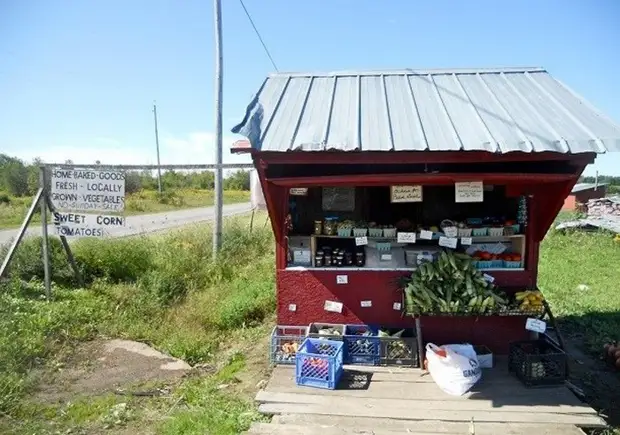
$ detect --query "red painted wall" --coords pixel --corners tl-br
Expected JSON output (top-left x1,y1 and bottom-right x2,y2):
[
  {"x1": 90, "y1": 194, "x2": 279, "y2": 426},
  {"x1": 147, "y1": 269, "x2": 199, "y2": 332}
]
[
  {"x1": 561, "y1": 194, "x2": 576, "y2": 211},
  {"x1": 277, "y1": 269, "x2": 530, "y2": 354}
]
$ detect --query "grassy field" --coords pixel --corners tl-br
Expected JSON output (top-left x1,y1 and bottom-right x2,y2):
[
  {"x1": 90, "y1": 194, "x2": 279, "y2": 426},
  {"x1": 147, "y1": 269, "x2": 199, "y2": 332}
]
[
  {"x1": 0, "y1": 212, "x2": 274, "y2": 434},
  {"x1": 0, "y1": 213, "x2": 619, "y2": 433},
  {"x1": 0, "y1": 189, "x2": 250, "y2": 229}
]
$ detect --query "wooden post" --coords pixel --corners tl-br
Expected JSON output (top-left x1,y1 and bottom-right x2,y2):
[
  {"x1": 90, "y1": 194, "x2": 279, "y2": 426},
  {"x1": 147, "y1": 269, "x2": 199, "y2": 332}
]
[
  {"x1": 44, "y1": 195, "x2": 83, "y2": 287},
  {"x1": 249, "y1": 207, "x2": 255, "y2": 233},
  {"x1": 40, "y1": 167, "x2": 52, "y2": 299},
  {"x1": 0, "y1": 188, "x2": 43, "y2": 279}
]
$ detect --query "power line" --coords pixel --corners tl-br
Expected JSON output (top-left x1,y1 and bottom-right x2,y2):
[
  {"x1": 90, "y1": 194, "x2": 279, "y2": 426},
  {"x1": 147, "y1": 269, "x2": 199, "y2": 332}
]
[{"x1": 238, "y1": 0, "x2": 279, "y2": 72}]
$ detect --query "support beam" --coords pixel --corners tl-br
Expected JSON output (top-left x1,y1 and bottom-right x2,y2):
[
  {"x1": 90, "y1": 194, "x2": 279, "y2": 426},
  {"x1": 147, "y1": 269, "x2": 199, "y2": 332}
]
[{"x1": 0, "y1": 188, "x2": 43, "y2": 280}]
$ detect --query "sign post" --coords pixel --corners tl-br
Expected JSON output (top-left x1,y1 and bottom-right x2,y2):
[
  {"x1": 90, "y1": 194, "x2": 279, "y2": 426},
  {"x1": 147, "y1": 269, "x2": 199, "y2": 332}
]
[{"x1": 40, "y1": 167, "x2": 52, "y2": 299}]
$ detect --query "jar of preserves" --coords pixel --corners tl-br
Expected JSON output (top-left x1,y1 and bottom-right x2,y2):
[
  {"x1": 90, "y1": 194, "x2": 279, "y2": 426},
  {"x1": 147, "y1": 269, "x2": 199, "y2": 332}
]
[
  {"x1": 355, "y1": 251, "x2": 365, "y2": 267},
  {"x1": 323, "y1": 217, "x2": 338, "y2": 236},
  {"x1": 324, "y1": 254, "x2": 332, "y2": 267},
  {"x1": 314, "y1": 220, "x2": 323, "y2": 235},
  {"x1": 314, "y1": 254, "x2": 324, "y2": 267}
]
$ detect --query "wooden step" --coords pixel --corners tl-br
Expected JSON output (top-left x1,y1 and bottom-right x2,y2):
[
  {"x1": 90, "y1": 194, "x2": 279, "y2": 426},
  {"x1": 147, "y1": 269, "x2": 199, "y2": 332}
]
[
  {"x1": 243, "y1": 422, "x2": 454, "y2": 434},
  {"x1": 258, "y1": 401, "x2": 604, "y2": 427},
  {"x1": 264, "y1": 414, "x2": 588, "y2": 435}
]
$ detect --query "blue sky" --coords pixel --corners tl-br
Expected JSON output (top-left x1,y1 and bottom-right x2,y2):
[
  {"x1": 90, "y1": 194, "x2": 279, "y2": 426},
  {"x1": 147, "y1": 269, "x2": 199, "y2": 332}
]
[{"x1": 1, "y1": 0, "x2": 619, "y2": 176}]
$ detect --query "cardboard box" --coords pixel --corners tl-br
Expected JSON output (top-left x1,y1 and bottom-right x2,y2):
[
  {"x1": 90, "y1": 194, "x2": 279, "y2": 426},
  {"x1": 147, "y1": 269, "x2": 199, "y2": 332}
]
[{"x1": 474, "y1": 345, "x2": 494, "y2": 368}]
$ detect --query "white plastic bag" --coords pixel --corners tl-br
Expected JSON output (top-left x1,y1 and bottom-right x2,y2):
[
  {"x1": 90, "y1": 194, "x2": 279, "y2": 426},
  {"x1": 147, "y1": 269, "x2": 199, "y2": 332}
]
[{"x1": 425, "y1": 343, "x2": 482, "y2": 396}]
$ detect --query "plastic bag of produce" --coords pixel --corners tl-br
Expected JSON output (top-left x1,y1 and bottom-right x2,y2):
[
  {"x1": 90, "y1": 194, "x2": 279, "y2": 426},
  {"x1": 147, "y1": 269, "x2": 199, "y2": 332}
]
[{"x1": 425, "y1": 343, "x2": 481, "y2": 396}]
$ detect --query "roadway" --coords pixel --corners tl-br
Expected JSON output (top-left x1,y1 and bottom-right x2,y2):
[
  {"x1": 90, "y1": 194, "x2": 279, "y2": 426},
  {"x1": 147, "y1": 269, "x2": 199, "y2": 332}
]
[{"x1": 0, "y1": 202, "x2": 253, "y2": 247}]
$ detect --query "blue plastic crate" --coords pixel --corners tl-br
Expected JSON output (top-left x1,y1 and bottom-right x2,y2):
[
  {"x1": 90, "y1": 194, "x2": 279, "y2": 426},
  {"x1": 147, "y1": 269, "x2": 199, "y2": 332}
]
[
  {"x1": 343, "y1": 325, "x2": 380, "y2": 365},
  {"x1": 295, "y1": 338, "x2": 344, "y2": 390}
]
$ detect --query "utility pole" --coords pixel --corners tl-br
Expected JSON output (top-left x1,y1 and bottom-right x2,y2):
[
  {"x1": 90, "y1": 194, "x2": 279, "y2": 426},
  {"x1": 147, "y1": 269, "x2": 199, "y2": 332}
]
[
  {"x1": 153, "y1": 101, "x2": 163, "y2": 193},
  {"x1": 213, "y1": 0, "x2": 224, "y2": 257}
]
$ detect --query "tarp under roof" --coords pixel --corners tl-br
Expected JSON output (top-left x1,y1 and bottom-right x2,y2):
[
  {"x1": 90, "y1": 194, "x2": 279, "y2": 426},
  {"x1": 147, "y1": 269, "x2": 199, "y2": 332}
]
[{"x1": 232, "y1": 67, "x2": 620, "y2": 154}]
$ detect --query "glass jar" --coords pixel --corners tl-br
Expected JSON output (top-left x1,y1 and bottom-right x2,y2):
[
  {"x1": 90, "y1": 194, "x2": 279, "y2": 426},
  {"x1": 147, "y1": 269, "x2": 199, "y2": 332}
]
[
  {"x1": 324, "y1": 254, "x2": 332, "y2": 267},
  {"x1": 323, "y1": 217, "x2": 338, "y2": 236},
  {"x1": 355, "y1": 251, "x2": 365, "y2": 267},
  {"x1": 344, "y1": 251, "x2": 353, "y2": 266},
  {"x1": 314, "y1": 220, "x2": 323, "y2": 235},
  {"x1": 336, "y1": 253, "x2": 344, "y2": 267},
  {"x1": 314, "y1": 254, "x2": 324, "y2": 267}
]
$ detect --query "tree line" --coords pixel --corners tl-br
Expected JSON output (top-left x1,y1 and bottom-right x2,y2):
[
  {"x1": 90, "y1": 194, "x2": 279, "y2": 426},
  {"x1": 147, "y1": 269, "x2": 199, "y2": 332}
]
[{"x1": 0, "y1": 154, "x2": 251, "y2": 197}]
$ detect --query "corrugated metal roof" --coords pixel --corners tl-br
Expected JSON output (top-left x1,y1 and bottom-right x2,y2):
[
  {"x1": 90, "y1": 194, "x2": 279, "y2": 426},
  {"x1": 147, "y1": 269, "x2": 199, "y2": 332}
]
[
  {"x1": 571, "y1": 183, "x2": 608, "y2": 193},
  {"x1": 232, "y1": 67, "x2": 620, "y2": 154}
]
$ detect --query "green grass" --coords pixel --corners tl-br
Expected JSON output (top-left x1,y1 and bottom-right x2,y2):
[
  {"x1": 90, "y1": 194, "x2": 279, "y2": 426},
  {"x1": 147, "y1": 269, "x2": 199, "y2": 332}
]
[
  {"x1": 0, "y1": 188, "x2": 250, "y2": 229},
  {"x1": 1, "y1": 212, "x2": 619, "y2": 433},
  {"x1": 0, "y1": 212, "x2": 273, "y2": 434},
  {"x1": 539, "y1": 228, "x2": 620, "y2": 352}
]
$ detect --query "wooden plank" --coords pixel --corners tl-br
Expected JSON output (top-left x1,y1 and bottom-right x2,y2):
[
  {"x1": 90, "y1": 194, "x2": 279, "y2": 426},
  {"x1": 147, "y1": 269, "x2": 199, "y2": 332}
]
[
  {"x1": 256, "y1": 390, "x2": 598, "y2": 415},
  {"x1": 245, "y1": 422, "x2": 455, "y2": 435},
  {"x1": 258, "y1": 403, "x2": 606, "y2": 427},
  {"x1": 274, "y1": 414, "x2": 588, "y2": 435},
  {"x1": 265, "y1": 373, "x2": 584, "y2": 406}
]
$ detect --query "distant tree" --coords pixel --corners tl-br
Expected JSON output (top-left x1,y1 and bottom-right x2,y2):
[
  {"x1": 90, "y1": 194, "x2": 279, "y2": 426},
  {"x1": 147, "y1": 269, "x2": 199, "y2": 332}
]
[
  {"x1": 125, "y1": 171, "x2": 142, "y2": 194},
  {"x1": 0, "y1": 154, "x2": 30, "y2": 196},
  {"x1": 223, "y1": 170, "x2": 250, "y2": 190}
]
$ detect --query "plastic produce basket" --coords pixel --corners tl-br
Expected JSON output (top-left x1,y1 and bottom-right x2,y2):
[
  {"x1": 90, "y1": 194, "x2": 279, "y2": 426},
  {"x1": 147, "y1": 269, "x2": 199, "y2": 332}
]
[
  {"x1": 308, "y1": 323, "x2": 345, "y2": 341},
  {"x1": 270, "y1": 325, "x2": 308, "y2": 365},
  {"x1": 490, "y1": 259, "x2": 503, "y2": 269},
  {"x1": 295, "y1": 338, "x2": 344, "y2": 390},
  {"x1": 337, "y1": 227, "x2": 352, "y2": 237},
  {"x1": 503, "y1": 260, "x2": 523, "y2": 269},
  {"x1": 378, "y1": 328, "x2": 419, "y2": 367},
  {"x1": 368, "y1": 228, "x2": 383, "y2": 237},
  {"x1": 383, "y1": 228, "x2": 397, "y2": 238},
  {"x1": 344, "y1": 325, "x2": 380, "y2": 365},
  {"x1": 457, "y1": 228, "x2": 473, "y2": 237},
  {"x1": 508, "y1": 339, "x2": 567, "y2": 387},
  {"x1": 353, "y1": 228, "x2": 368, "y2": 237},
  {"x1": 488, "y1": 227, "x2": 504, "y2": 237},
  {"x1": 476, "y1": 260, "x2": 493, "y2": 269},
  {"x1": 472, "y1": 227, "x2": 488, "y2": 237}
]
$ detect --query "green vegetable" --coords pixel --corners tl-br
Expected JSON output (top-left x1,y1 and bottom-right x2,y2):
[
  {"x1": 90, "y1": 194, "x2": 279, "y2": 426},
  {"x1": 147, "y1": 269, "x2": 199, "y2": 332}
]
[{"x1": 402, "y1": 250, "x2": 509, "y2": 315}]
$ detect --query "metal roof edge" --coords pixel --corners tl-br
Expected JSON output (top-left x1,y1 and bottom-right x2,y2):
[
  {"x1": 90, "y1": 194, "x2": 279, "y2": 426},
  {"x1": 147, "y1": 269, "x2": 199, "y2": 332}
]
[{"x1": 267, "y1": 67, "x2": 547, "y2": 78}]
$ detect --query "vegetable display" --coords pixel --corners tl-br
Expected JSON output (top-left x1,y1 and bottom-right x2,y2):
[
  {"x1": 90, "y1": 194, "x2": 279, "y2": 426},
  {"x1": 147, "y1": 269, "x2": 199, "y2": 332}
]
[{"x1": 402, "y1": 250, "x2": 510, "y2": 315}]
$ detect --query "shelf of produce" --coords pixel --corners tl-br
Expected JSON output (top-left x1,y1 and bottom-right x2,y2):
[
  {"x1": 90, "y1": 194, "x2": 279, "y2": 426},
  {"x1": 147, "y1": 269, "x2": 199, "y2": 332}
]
[
  {"x1": 310, "y1": 234, "x2": 525, "y2": 242},
  {"x1": 284, "y1": 266, "x2": 524, "y2": 272}
]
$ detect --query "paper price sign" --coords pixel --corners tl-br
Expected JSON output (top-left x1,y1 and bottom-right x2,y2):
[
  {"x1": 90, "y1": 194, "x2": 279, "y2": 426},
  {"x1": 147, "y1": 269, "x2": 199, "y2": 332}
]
[
  {"x1": 393, "y1": 302, "x2": 402, "y2": 311},
  {"x1": 288, "y1": 304, "x2": 297, "y2": 312},
  {"x1": 336, "y1": 275, "x2": 348, "y2": 284},
  {"x1": 438, "y1": 236, "x2": 458, "y2": 249},
  {"x1": 525, "y1": 318, "x2": 547, "y2": 333},
  {"x1": 380, "y1": 254, "x2": 392, "y2": 261},
  {"x1": 455, "y1": 181, "x2": 484, "y2": 203},
  {"x1": 355, "y1": 236, "x2": 368, "y2": 246},
  {"x1": 419, "y1": 230, "x2": 433, "y2": 240},
  {"x1": 483, "y1": 273, "x2": 495, "y2": 283},
  {"x1": 324, "y1": 300, "x2": 343, "y2": 313},
  {"x1": 397, "y1": 232, "x2": 416, "y2": 243},
  {"x1": 461, "y1": 237, "x2": 472, "y2": 246},
  {"x1": 360, "y1": 300, "x2": 372, "y2": 308}
]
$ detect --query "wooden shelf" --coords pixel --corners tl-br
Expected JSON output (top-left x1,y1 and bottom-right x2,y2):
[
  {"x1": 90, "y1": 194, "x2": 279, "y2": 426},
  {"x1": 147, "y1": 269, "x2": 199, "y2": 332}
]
[
  {"x1": 284, "y1": 266, "x2": 525, "y2": 272},
  {"x1": 310, "y1": 234, "x2": 525, "y2": 243}
]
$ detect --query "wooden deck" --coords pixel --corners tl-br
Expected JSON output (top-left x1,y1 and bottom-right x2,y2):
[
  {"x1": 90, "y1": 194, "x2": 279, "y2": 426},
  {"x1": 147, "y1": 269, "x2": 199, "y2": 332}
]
[{"x1": 247, "y1": 360, "x2": 606, "y2": 434}]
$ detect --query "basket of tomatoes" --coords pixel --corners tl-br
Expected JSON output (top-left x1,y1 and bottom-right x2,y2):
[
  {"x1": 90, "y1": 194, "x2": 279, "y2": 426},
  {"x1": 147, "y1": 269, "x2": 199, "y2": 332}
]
[{"x1": 502, "y1": 253, "x2": 523, "y2": 268}]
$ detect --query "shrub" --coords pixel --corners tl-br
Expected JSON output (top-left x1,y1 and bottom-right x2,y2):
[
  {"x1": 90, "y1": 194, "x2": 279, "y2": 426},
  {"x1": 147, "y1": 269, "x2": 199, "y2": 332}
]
[
  {"x1": 1, "y1": 236, "x2": 76, "y2": 286},
  {"x1": 0, "y1": 193, "x2": 10, "y2": 204},
  {"x1": 215, "y1": 274, "x2": 275, "y2": 330},
  {"x1": 73, "y1": 237, "x2": 154, "y2": 283}
]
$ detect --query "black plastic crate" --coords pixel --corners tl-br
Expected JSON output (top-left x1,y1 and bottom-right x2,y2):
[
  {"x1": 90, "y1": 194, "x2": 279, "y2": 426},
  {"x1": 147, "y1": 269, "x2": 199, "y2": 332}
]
[
  {"x1": 508, "y1": 339, "x2": 567, "y2": 387},
  {"x1": 378, "y1": 328, "x2": 419, "y2": 367}
]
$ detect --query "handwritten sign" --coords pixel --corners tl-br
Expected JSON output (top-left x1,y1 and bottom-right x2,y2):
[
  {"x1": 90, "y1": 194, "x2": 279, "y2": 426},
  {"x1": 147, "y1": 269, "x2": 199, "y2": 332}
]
[
  {"x1": 51, "y1": 168, "x2": 126, "y2": 212},
  {"x1": 355, "y1": 236, "x2": 368, "y2": 246},
  {"x1": 397, "y1": 232, "x2": 416, "y2": 243},
  {"x1": 360, "y1": 300, "x2": 372, "y2": 308},
  {"x1": 455, "y1": 181, "x2": 484, "y2": 203},
  {"x1": 393, "y1": 302, "x2": 402, "y2": 310},
  {"x1": 289, "y1": 188, "x2": 308, "y2": 196},
  {"x1": 288, "y1": 304, "x2": 297, "y2": 312},
  {"x1": 461, "y1": 237, "x2": 472, "y2": 246},
  {"x1": 419, "y1": 230, "x2": 433, "y2": 240},
  {"x1": 390, "y1": 185, "x2": 423, "y2": 203},
  {"x1": 439, "y1": 236, "x2": 458, "y2": 249},
  {"x1": 324, "y1": 300, "x2": 343, "y2": 313},
  {"x1": 380, "y1": 254, "x2": 393, "y2": 261},
  {"x1": 525, "y1": 318, "x2": 547, "y2": 333},
  {"x1": 336, "y1": 275, "x2": 348, "y2": 284}
]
